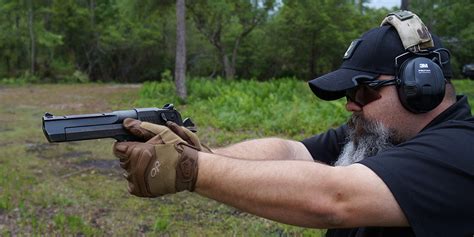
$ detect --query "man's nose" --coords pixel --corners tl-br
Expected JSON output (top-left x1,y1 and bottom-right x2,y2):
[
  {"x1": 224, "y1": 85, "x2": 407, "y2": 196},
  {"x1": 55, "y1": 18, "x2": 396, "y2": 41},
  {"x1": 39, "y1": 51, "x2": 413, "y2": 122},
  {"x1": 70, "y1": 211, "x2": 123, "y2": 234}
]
[{"x1": 346, "y1": 99, "x2": 362, "y2": 112}]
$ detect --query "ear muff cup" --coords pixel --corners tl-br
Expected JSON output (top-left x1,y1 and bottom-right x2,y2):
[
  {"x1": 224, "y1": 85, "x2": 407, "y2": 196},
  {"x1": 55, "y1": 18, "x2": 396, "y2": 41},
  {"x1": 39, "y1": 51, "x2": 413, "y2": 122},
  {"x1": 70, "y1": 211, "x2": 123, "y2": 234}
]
[{"x1": 397, "y1": 57, "x2": 446, "y2": 113}]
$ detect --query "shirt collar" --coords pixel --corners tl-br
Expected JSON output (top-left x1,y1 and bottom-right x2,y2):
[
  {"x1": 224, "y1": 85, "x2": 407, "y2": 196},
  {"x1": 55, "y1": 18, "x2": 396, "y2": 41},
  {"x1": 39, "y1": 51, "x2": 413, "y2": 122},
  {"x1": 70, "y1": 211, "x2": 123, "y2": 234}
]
[{"x1": 422, "y1": 95, "x2": 472, "y2": 131}]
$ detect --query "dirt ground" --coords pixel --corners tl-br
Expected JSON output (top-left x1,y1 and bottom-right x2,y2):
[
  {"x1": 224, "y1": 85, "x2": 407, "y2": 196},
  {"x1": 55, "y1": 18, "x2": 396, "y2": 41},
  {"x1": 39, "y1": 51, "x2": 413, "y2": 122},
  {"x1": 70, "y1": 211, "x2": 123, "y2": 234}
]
[{"x1": 0, "y1": 84, "x2": 323, "y2": 236}]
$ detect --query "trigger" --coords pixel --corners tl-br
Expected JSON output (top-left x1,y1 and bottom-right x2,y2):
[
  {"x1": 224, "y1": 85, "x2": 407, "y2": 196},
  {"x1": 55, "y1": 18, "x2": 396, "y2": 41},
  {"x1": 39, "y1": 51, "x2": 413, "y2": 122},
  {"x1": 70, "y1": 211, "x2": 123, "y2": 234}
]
[
  {"x1": 160, "y1": 113, "x2": 168, "y2": 122},
  {"x1": 183, "y1": 118, "x2": 197, "y2": 133}
]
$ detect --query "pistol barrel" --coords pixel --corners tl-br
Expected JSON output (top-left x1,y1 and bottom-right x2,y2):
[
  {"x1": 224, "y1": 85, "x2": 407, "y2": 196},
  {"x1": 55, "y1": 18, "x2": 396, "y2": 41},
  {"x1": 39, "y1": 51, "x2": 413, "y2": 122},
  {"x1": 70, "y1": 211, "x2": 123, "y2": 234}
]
[{"x1": 42, "y1": 107, "x2": 183, "y2": 142}]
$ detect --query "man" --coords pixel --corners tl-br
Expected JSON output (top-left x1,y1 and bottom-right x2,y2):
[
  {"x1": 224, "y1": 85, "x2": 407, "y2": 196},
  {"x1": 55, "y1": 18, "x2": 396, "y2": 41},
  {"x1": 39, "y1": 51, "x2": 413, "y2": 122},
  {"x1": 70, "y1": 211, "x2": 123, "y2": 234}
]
[{"x1": 113, "y1": 11, "x2": 473, "y2": 236}]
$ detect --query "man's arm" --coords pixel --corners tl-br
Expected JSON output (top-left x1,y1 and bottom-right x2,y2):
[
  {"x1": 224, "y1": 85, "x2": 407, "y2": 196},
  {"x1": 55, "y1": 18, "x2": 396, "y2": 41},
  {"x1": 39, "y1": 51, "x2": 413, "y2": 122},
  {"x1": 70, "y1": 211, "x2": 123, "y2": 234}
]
[
  {"x1": 195, "y1": 152, "x2": 409, "y2": 228},
  {"x1": 112, "y1": 120, "x2": 407, "y2": 228},
  {"x1": 213, "y1": 138, "x2": 314, "y2": 161}
]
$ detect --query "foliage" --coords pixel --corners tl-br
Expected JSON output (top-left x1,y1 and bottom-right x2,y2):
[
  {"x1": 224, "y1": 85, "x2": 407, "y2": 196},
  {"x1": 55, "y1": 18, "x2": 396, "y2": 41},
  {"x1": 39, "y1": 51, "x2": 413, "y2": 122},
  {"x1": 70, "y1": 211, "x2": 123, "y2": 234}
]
[
  {"x1": 411, "y1": 0, "x2": 474, "y2": 77},
  {"x1": 187, "y1": 0, "x2": 276, "y2": 79},
  {"x1": 139, "y1": 78, "x2": 474, "y2": 143},
  {"x1": 453, "y1": 79, "x2": 474, "y2": 114},
  {"x1": 138, "y1": 77, "x2": 350, "y2": 141},
  {"x1": 0, "y1": 0, "x2": 471, "y2": 82},
  {"x1": 242, "y1": 0, "x2": 384, "y2": 80}
]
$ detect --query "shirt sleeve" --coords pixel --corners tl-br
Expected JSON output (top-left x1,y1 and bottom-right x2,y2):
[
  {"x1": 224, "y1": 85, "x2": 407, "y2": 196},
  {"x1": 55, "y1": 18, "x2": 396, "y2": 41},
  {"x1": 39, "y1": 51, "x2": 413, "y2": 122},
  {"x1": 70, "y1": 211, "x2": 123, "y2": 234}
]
[
  {"x1": 358, "y1": 122, "x2": 474, "y2": 236},
  {"x1": 301, "y1": 125, "x2": 348, "y2": 164}
]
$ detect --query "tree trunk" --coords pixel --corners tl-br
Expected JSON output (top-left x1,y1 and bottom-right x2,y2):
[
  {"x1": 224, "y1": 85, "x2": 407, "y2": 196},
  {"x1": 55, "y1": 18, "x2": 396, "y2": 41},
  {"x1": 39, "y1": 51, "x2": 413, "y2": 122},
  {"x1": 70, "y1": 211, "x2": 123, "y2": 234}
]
[
  {"x1": 401, "y1": 0, "x2": 410, "y2": 10},
  {"x1": 15, "y1": 14, "x2": 21, "y2": 72},
  {"x1": 223, "y1": 54, "x2": 234, "y2": 80},
  {"x1": 229, "y1": 36, "x2": 243, "y2": 80},
  {"x1": 309, "y1": 31, "x2": 317, "y2": 78},
  {"x1": 87, "y1": 0, "x2": 97, "y2": 78},
  {"x1": 175, "y1": 0, "x2": 187, "y2": 100},
  {"x1": 28, "y1": 0, "x2": 36, "y2": 75}
]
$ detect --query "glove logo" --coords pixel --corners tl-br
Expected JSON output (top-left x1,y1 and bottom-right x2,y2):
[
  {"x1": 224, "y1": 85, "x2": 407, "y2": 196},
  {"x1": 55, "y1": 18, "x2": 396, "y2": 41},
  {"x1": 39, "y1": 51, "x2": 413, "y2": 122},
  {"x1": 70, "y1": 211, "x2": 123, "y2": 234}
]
[
  {"x1": 150, "y1": 161, "x2": 161, "y2": 178},
  {"x1": 179, "y1": 157, "x2": 195, "y2": 181}
]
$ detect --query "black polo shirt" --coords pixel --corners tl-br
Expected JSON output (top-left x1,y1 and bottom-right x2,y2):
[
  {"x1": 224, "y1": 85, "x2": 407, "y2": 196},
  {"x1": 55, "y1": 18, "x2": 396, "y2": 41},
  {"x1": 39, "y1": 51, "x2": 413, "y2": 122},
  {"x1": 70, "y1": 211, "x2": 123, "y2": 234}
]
[{"x1": 301, "y1": 96, "x2": 474, "y2": 237}]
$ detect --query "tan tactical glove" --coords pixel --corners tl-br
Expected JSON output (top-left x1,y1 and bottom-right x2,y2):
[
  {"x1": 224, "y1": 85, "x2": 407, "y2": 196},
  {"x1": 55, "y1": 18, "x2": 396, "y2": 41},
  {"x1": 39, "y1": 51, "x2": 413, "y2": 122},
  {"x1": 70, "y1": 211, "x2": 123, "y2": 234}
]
[
  {"x1": 122, "y1": 118, "x2": 212, "y2": 153},
  {"x1": 113, "y1": 121, "x2": 200, "y2": 197}
]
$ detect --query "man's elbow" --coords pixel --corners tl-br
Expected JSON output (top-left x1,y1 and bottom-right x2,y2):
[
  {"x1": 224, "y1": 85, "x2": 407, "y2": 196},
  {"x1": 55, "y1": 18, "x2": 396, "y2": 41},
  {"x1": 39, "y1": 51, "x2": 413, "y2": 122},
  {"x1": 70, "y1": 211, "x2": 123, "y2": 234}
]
[{"x1": 303, "y1": 190, "x2": 352, "y2": 228}]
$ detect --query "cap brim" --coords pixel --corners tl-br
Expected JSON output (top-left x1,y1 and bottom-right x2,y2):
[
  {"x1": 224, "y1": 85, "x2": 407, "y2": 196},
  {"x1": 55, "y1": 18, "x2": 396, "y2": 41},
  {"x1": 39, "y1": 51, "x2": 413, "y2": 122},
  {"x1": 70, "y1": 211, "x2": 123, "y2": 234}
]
[{"x1": 308, "y1": 68, "x2": 378, "y2": 100}]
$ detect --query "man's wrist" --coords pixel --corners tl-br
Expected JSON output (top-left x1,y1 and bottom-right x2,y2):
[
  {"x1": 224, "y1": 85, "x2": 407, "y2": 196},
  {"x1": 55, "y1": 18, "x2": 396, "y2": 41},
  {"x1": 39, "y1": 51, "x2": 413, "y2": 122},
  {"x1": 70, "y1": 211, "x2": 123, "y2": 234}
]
[{"x1": 175, "y1": 145, "x2": 200, "y2": 192}]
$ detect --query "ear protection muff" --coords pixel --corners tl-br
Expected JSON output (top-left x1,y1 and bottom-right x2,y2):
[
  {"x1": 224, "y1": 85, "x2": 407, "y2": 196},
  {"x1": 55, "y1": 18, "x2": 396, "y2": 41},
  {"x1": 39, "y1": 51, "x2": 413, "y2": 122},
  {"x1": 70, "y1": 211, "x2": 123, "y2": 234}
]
[
  {"x1": 382, "y1": 10, "x2": 449, "y2": 114},
  {"x1": 396, "y1": 56, "x2": 446, "y2": 113}
]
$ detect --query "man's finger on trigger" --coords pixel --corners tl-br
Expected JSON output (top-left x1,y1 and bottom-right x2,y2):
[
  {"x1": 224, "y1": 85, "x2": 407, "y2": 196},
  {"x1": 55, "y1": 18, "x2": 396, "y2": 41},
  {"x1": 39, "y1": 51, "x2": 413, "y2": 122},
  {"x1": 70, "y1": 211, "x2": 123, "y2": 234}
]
[
  {"x1": 123, "y1": 118, "x2": 155, "y2": 140},
  {"x1": 166, "y1": 121, "x2": 182, "y2": 133},
  {"x1": 166, "y1": 121, "x2": 190, "y2": 140}
]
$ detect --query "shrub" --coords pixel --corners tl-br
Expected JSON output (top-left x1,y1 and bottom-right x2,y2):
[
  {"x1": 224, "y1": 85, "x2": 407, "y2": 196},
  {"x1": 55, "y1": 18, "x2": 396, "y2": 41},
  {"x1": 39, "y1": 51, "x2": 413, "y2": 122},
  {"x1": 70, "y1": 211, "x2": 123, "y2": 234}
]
[{"x1": 138, "y1": 77, "x2": 350, "y2": 139}]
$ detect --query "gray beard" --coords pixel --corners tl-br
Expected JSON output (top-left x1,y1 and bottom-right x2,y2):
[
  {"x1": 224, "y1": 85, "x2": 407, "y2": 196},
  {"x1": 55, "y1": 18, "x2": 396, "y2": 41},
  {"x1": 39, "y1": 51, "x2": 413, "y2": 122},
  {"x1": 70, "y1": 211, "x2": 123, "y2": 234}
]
[{"x1": 334, "y1": 114, "x2": 398, "y2": 166}]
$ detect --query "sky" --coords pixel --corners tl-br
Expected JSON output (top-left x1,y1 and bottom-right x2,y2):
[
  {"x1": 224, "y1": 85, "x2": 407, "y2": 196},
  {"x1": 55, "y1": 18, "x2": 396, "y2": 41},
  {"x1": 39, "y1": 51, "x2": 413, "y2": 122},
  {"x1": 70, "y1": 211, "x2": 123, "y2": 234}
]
[{"x1": 367, "y1": 0, "x2": 400, "y2": 9}]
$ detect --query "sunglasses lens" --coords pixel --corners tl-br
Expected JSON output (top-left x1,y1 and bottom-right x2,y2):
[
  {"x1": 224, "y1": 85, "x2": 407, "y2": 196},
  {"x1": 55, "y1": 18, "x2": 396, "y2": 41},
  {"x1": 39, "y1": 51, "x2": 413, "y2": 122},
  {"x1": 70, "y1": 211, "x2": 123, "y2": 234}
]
[{"x1": 346, "y1": 86, "x2": 382, "y2": 106}]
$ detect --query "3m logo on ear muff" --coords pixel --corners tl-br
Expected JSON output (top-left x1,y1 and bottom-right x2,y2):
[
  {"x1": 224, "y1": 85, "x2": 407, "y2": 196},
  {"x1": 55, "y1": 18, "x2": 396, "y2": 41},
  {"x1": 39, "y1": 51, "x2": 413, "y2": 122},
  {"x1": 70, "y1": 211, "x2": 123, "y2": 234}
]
[{"x1": 418, "y1": 63, "x2": 431, "y2": 74}]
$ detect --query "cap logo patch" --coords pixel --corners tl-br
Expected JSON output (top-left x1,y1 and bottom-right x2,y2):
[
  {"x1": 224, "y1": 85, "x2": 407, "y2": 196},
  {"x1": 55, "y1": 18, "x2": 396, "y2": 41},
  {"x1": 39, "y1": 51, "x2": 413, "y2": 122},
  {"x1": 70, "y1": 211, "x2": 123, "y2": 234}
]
[{"x1": 343, "y1": 39, "x2": 361, "y2": 60}]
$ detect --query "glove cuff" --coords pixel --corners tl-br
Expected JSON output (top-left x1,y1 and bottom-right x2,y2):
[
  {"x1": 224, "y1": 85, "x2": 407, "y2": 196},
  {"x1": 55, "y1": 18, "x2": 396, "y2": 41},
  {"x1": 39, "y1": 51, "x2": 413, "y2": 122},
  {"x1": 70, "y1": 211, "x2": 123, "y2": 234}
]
[{"x1": 175, "y1": 145, "x2": 199, "y2": 192}]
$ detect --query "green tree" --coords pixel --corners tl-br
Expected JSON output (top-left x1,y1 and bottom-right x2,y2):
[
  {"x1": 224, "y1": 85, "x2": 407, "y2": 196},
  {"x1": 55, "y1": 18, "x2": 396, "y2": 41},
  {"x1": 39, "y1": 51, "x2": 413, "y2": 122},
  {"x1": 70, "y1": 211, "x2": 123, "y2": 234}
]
[
  {"x1": 188, "y1": 0, "x2": 275, "y2": 79},
  {"x1": 0, "y1": 0, "x2": 62, "y2": 79},
  {"x1": 236, "y1": 0, "x2": 388, "y2": 80},
  {"x1": 266, "y1": 0, "x2": 364, "y2": 79},
  {"x1": 411, "y1": 0, "x2": 474, "y2": 77}
]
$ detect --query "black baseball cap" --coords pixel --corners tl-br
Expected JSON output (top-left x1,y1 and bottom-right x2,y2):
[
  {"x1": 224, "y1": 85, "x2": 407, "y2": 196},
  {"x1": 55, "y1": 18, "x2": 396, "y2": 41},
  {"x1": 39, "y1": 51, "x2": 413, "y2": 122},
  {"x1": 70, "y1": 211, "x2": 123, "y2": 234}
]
[{"x1": 308, "y1": 25, "x2": 452, "y2": 101}]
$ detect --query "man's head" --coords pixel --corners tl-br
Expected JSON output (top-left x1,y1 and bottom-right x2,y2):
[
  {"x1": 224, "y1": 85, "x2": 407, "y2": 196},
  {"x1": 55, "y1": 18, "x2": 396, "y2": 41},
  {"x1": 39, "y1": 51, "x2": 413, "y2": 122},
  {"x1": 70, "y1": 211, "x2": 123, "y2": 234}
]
[
  {"x1": 308, "y1": 25, "x2": 453, "y2": 102},
  {"x1": 308, "y1": 11, "x2": 456, "y2": 165}
]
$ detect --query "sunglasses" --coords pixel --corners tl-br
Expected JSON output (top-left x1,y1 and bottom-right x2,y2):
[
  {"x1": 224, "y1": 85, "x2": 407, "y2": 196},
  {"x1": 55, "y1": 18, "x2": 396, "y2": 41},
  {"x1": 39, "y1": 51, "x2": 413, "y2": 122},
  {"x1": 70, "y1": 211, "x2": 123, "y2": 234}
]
[{"x1": 346, "y1": 78, "x2": 399, "y2": 106}]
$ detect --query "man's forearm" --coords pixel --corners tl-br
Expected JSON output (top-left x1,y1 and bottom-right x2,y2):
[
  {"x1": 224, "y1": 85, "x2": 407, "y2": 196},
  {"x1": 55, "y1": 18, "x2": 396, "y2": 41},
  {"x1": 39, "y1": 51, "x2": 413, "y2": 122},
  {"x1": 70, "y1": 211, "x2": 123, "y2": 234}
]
[
  {"x1": 213, "y1": 138, "x2": 313, "y2": 161},
  {"x1": 195, "y1": 151, "x2": 340, "y2": 228}
]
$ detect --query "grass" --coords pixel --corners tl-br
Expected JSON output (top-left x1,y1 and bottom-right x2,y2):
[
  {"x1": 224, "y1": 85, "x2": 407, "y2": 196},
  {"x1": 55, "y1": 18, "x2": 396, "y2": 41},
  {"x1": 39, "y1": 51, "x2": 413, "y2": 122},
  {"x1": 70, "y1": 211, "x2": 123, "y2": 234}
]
[
  {"x1": 452, "y1": 79, "x2": 474, "y2": 113},
  {"x1": 0, "y1": 83, "x2": 327, "y2": 236}
]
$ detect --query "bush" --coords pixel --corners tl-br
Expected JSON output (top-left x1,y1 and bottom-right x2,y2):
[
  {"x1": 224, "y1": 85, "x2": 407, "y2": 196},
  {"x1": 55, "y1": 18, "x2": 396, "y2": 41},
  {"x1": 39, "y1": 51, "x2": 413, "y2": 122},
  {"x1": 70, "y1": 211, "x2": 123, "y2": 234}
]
[
  {"x1": 137, "y1": 77, "x2": 350, "y2": 139},
  {"x1": 0, "y1": 72, "x2": 40, "y2": 85}
]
